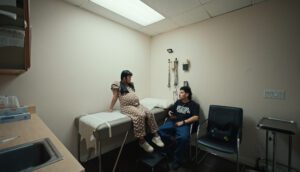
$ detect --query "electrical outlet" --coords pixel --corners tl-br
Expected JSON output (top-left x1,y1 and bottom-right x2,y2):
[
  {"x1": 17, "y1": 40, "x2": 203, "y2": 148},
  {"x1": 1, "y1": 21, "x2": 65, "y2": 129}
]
[{"x1": 264, "y1": 89, "x2": 286, "y2": 100}]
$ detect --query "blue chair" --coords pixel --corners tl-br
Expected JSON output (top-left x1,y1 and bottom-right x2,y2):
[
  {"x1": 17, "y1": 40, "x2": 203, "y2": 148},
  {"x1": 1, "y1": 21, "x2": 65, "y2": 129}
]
[{"x1": 196, "y1": 105, "x2": 243, "y2": 172}]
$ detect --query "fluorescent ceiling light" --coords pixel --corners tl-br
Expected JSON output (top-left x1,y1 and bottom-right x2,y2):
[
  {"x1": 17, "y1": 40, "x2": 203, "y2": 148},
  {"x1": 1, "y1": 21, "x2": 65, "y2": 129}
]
[{"x1": 89, "y1": 0, "x2": 165, "y2": 26}]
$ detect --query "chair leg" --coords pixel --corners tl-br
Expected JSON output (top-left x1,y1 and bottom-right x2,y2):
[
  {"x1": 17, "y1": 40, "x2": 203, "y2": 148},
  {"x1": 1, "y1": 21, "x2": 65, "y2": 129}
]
[
  {"x1": 237, "y1": 153, "x2": 239, "y2": 172},
  {"x1": 237, "y1": 138, "x2": 240, "y2": 172},
  {"x1": 189, "y1": 141, "x2": 192, "y2": 160},
  {"x1": 190, "y1": 137, "x2": 199, "y2": 161},
  {"x1": 195, "y1": 141, "x2": 198, "y2": 162},
  {"x1": 195, "y1": 149, "x2": 197, "y2": 162},
  {"x1": 197, "y1": 151, "x2": 208, "y2": 164}
]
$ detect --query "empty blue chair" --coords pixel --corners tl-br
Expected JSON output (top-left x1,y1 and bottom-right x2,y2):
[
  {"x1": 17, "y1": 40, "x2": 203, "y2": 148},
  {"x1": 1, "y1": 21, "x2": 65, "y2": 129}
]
[{"x1": 196, "y1": 105, "x2": 243, "y2": 172}]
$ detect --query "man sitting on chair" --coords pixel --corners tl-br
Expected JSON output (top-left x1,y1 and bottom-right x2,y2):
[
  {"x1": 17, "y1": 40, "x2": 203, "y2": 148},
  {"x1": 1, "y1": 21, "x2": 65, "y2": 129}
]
[{"x1": 159, "y1": 86, "x2": 200, "y2": 170}]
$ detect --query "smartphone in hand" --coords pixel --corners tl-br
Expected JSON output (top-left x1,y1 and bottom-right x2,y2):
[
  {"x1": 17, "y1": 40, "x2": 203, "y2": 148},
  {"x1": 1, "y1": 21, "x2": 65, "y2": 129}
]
[{"x1": 168, "y1": 111, "x2": 176, "y2": 120}]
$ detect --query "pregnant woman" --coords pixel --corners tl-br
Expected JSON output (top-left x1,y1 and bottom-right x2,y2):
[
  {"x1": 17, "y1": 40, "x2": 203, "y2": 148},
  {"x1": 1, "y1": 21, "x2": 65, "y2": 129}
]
[{"x1": 109, "y1": 70, "x2": 164, "y2": 152}]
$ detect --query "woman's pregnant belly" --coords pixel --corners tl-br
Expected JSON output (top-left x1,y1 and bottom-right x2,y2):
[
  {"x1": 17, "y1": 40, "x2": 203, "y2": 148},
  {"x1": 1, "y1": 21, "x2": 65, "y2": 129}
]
[{"x1": 119, "y1": 92, "x2": 140, "y2": 107}]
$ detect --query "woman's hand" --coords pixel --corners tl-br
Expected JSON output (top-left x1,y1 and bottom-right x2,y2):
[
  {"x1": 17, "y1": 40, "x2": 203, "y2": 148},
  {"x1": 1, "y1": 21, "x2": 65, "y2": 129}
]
[
  {"x1": 109, "y1": 90, "x2": 119, "y2": 113},
  {"x1": 175, "y1": 121, "x2": 184, "y2": 127}
]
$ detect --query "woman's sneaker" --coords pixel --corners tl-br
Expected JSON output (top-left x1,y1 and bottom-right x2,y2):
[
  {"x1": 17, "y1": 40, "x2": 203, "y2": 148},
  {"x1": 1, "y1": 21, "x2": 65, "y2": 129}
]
[
  {"x1": 139, "y1": 141, "x2": 154, "y2": 153},
  {"x1": 152, "y1": 136, "x2": 164, "y2": 147}
]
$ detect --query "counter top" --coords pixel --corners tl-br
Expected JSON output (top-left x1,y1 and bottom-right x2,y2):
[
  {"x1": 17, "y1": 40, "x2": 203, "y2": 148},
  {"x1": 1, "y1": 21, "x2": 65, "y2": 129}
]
[{"x1": 0, "y1": 106, "x2": 85, "y2": 172}]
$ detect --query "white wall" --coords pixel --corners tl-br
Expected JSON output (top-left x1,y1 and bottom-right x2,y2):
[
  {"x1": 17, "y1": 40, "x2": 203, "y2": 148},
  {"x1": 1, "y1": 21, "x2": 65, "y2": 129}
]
[
  {"x1": 0, "y1": 0, "x2": 151, "y2": 156},
  {"x1": 149, "y1": 0, "x2": 300, "y2": 169}
]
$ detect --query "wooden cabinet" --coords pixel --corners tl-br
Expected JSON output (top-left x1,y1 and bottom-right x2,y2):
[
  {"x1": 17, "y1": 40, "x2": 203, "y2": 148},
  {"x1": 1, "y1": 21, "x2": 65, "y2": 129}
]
[{"x1": 0, "y1": 0, "x2": 31, "y2": 75}]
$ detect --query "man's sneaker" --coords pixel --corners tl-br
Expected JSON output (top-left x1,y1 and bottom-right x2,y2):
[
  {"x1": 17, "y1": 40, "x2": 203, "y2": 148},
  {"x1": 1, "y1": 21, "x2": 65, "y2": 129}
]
[
  {"x1": 152, "y1": 136, "x2": 165, "y2": 147},
  {"x1": 139, "y1": 141, "x2": 154, "y2": 153}
]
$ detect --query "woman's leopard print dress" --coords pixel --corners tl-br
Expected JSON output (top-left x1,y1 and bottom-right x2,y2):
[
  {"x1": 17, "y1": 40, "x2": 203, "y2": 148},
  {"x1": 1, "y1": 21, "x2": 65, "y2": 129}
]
[{"x1": 111, "y1": 81, "x2": 158, "y2": 138}]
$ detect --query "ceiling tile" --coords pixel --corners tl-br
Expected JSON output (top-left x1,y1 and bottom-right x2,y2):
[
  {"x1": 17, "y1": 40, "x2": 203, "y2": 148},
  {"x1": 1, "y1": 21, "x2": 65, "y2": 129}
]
[
  {"x1": 171, "y1": 6, "x2": 210, "y2": 26},
  {"x1": 198, "y1": 0, "x2": 215, "y2": 5},
  {"x1": 141, "y1": 0, "x2": 201, "y2": 17},
  {"x1": 81, "y1": 1, "x2": 143, "y2": 30},
  {"x1": 138, "y1": 29, "x2": 158, "y2": 36},
  {"x1": 65, "y1": 0, "x2": 257, "y2": 36},
  {"x1": 252, "y1": 0, "x2": 266, "y2": 4},
  {"x1": 203, "y1": 0, "x2": 252, "y2": 17},
  {"x1": 64, "y1": 0, "x2": 87, "y2": 6},
  {"x1": 139, "y1": 19, "x2": 179, "y2": 36}
]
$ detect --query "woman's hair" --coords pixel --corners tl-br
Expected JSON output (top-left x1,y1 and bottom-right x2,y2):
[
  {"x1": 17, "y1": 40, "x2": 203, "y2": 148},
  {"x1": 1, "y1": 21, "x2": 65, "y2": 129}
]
[
  {"x1": 180, "y1": 86, "x2": 192, "y2": 100},
  {"x1": 120, "y1": 70, "x2": 135, "y2": 95}
]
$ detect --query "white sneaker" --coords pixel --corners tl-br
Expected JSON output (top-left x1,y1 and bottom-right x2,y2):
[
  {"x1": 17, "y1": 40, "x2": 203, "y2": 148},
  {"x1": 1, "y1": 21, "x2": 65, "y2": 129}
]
[
  {"x1": 152, "y1": 136, "x2": 164, "y2": 147},
  {"x1": 139, "y1": 141, "x2": 154, "y2": 153}
]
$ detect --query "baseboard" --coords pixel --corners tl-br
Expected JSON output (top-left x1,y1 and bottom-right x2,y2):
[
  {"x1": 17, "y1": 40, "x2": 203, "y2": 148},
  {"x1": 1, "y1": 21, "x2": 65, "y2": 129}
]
[{"x1": 225, "y1": 154, "x2": 256, "y2": 168}]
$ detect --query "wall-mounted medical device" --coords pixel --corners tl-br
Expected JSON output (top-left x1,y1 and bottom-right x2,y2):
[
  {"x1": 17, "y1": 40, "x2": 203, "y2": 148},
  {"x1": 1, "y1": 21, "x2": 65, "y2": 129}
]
[
  {"x1": 182, "y1": 59, "x2": 190, "y2": 71},
  {"x1": 167, "y1": 48, "x2": 173, "y2": 53}
]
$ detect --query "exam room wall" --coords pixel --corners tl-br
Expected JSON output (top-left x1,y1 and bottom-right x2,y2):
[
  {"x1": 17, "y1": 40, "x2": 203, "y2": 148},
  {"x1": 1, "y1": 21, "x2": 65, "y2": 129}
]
[
  {"x1": 149, "y1": 0, "x2": 300, "y2": 169},
  {"x1": 0, "y1": 0, "x2": 151, "y2": 156}
]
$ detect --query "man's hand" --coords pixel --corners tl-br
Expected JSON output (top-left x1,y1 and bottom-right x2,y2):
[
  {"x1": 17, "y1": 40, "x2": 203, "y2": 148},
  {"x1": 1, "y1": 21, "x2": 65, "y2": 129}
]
[
  {"x1": 176, "y1": 121, "x2": 184, "y2": 127},
  {"x1": 168, "y1": 111, "x2": 176, "y2": 120}
]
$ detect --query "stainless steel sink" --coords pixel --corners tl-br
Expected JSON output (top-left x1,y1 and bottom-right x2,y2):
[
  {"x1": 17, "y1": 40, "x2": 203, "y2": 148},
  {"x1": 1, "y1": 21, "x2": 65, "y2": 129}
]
[{"x1": 0, "y1": 138, "x2": 63, "y2": 172}]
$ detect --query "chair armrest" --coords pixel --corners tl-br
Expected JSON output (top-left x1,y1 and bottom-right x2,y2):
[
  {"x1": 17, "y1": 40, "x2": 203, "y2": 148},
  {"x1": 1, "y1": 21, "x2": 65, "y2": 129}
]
[
  {"x1": 163, "y1": 117, "x2": 168, "y2": 124},
  {"x1": 196, "y1": 119, "x2": 208, "y2": 138}
]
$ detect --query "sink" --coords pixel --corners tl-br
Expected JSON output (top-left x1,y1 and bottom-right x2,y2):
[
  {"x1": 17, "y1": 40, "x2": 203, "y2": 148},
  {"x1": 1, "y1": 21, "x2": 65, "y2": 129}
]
[{"x1": 0, "y1": 138, "x2": 63, "y2": 172}]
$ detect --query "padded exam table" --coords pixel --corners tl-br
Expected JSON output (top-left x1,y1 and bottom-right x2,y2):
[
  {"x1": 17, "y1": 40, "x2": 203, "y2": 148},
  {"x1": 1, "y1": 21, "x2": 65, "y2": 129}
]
[{"x1": 75, "y1": 108, "x2": 167, "y2": 172}]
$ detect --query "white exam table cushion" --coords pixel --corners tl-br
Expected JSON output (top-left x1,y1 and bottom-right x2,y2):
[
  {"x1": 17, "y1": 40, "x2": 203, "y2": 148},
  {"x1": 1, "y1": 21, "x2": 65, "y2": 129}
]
[
  {"x1": 78, "y1": 111, "x2": 130, "y2": 150},
  {"x1": 140, "y1": 98, "x2": 173, "y2": 110}
]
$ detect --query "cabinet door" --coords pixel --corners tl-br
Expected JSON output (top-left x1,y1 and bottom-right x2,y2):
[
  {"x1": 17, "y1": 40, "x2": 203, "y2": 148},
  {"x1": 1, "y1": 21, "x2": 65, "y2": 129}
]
[{"x1": 0, "y1": 0, "x2": 30, "y2": 75}]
